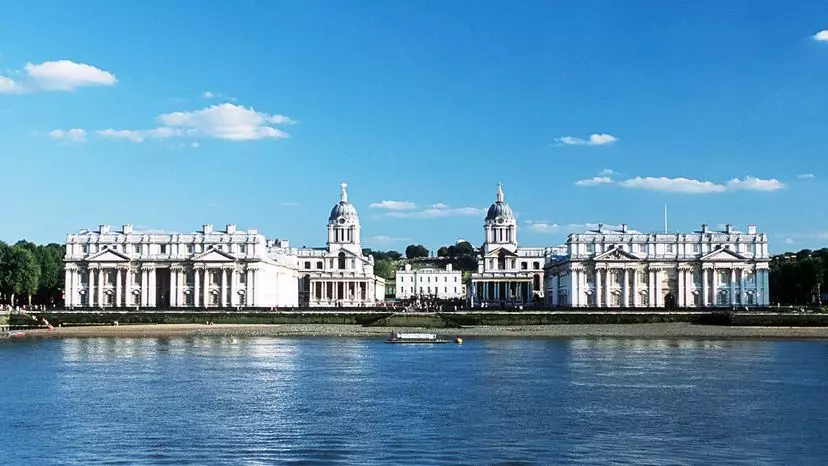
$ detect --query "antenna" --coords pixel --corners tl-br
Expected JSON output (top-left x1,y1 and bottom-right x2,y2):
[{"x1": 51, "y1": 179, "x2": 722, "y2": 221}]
[{"x1": 664, "y1": 204, "x2": 668, "y2": 233}]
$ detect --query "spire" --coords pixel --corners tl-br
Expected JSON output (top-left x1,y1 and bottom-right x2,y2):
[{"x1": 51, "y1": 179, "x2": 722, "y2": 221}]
[
  {"x1": 497, "y1": 182, "x2": 504, "y2": 203},
  {"x1": 341, "y1": 182, "x2": 348, "y2": 203}
]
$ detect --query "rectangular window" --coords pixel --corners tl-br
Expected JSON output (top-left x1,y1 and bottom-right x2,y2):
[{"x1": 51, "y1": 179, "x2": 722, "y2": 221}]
[
  {"x1": 82, "y1": 244, "x2": 89, "y2": 254},
  {"x1": 692, "y1": 244, "x2": 700, "y2": 253},
  {"x1": 521, "y1": 262, "x2": 528, "y2": 270},
  {"x1": 533, "y1": 262, "x2": 540, "y2": 270},
  {"x1": 186, "y1": 244, "x2": 194, "y2": 254},
  {"x1": 587, "y1": 244, "x2": 595, "y2": 254},
  {"x1": 317, "y1": 262, "x2": 323, "y2": 269},
  {"x1": 240, "y1": 244, "x2": 247, "y2": 254},
  {"x1": 666, "y1": 244, "x2": 674, "y2": 253},
  {"x1": 239, "y1": 272, "x2": 246, "y2": 284},
  {"x1": 160, "y1": 245, "x2": 167, "y2": 254}
]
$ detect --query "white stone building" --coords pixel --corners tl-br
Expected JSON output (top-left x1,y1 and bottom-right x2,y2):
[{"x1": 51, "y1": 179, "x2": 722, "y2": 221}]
[
  {"x1": 64, "y1": 224, "x2": 299, "y2": 308},
  {"x1": 63, "y1": 183, "x2": 386, "y2": 309},
  {"x1": 396, "y1": 263, "x2": 463, "y2": 300},
  {"x1": 467, "y1": 184, "x2": 550, "y2": 308},
  {"x1": 295, "y1": 183, "x2": 386, "y2": 307},
  {"x1": 544, "y1": 223, "x2": 771, "y2": 308}
]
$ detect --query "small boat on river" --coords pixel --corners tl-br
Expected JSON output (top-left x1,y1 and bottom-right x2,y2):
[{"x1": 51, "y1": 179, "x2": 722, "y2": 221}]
[{"x1": 385, "y1": 332, "x2": 450, "y2": 344}]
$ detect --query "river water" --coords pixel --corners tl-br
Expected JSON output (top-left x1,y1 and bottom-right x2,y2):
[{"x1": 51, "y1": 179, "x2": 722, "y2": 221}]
[{"x1": 1, "y1": 336, "x2": 827, "y2": 465}]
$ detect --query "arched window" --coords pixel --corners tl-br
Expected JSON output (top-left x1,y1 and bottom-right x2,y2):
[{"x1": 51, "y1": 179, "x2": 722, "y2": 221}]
[
  {"x1": 338, "y1": 251, "x2": 347, "y2": 270},
  {"x1": 533, "y1": 274, "x2": 541, "y2": 290},
  {"x1": 497, "y1": 250, "x2": 507, "y2": 270}
]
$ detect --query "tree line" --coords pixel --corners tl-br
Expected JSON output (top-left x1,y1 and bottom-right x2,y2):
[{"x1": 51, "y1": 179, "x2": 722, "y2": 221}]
[
  {"x1": 364, "y1": 241, "x2": 480, "y2": 281},
  {"x1": 0, "y1": 241, "x2": 64, "y2": 307},
  {"x1": 769, "y1": 248, "x2": 828, "y2": 305}
]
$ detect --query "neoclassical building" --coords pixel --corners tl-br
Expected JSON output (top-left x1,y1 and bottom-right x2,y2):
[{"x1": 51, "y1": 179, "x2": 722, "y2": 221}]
[
  {"x1": 295, "y1": 183, "x2": 386, "y2": 307},
  {"x1": 467, "y1": 184, "x2": 552, "y2": 308},
  {"x1": 64, "y1": 183, "x2": 385, "y2": 309},
  {"x1": 396, "y1": 263, "x2": 463, "y2": 300},
  {"x1": 544, "y1": 223, "x2": 771, "y2": 308}
]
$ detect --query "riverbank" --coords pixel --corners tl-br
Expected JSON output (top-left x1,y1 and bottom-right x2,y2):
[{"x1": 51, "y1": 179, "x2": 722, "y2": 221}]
[{"x1": 18, "y1": 322, "x2": 828, "y2": 339}]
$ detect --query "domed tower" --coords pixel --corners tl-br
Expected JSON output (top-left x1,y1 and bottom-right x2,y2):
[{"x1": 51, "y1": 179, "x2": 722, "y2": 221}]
[
  {"x1": 327, "y1": 182, "x2": 361, "y2": 255},
  {"x1": 483, "y1": 183, "x2": 517, "y2": 254}
]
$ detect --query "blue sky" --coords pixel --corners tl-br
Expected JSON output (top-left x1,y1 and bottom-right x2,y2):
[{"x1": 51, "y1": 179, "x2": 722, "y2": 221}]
[{"x1": 1, "y1": 1, "x2": 827, "y2": 253}]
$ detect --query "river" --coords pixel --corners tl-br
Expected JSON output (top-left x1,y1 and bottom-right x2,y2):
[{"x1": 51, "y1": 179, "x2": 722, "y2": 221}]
[{"x1": 1, "y1": 336, "x2": 827, "y2": 464}]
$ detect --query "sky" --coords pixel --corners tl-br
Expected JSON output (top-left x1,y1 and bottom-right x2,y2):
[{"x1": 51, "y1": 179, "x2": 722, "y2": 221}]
[{"x1": 1, "y1": 1, "x2": 828, "y2": 253}]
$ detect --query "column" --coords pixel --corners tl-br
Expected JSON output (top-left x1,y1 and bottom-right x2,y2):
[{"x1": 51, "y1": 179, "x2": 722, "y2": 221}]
[
  {"x1": 148, "y1": 268, "x2": 157, "y2": 307},
  {"x1": 115, "y1": 268, "x2": 122, "y2": 307},
  {"x1": 622, "y1": 268, "x2": 630, "y2": 308},
  {"x1": 124, "y1": 269, "x2": 132, "y2": 307},
  {"x1": 230, "y1": 269, "x2": 238, "y2": 307},
  {"x1": 250, "y1": 269, "x2": 256, "y2": 306},
  {"x1": 631, "y1": 268, "x2": 638, "y2": 307},
  {"x1": 712, "y1": 266, "x2": 719, "y2": 306},
  {"x1": 676, "y1": 268, "x2": 684, "y2": 308},
  {"x1": 762, "y1": 269, "x2": 770, "y2": 306},
  {"x1": 177, "y1": 270, "x2": 185, "y2": 307},
  {"x1": 595, "y1": 269, "x2": 602, "y2": 308},
  {"x1": 648, "y1": 269, "x2": 655, "y2": 307},
  {"x1": 571, "y1": 270, "x2": 580, "y2": 307},
  {"x1": 194, "y1": 268, "x2": 201, "y2": 307},
  {"x1": 97, "y1": 268, "x2": 104, "y2": 308},
  {"x1": 740, "y1": 268, "x2": 747, "y2": 307},
  {"x1": 220, "y1": 268, "x2": 228, "y2": 307},
  {"x1": 203, "y1": 269, "x2": 210, "y2": 308},
  {"x1": 729, "y1": 268, "x2": 736, "y2": 306},
  {"x1": 246, "y1": 269, "x2": 253, "y2": 306}
]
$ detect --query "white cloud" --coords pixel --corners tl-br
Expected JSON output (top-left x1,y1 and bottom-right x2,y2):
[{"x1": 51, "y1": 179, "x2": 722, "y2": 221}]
[
  {"x1": 784, "y1": 238, "x2": 796, "y2": 245},
  {"x1": 0, "y1": 60, "x2": 116, "y2": 93},
  {"x1": 725, "y1": 176, "x2": 784, "y2": 192},
  {"x1": 525, "y1": 221, "x2": 560, "y2": 234},
  {"x1": 555, "y1": 133, "x2": 619, "y2": 146},
  {"x1": 574, "y1": 176, "x2": 614, "y2": 187},
  {"x1": 387, "y1": 203, "x2": 484, "y2": 219},
  {"x1": 48, "y1": 128, "x2": 86, "y2": 142},
  {"x1": 365, "y1": 235, "x2": 411, "y2": 244},
  {"x1": 598, "y1": 168, "x2": 616, "y2": 176},
  {"x1": 618, "y1": 176, "x2": 727, "y2": 194},
  {"x1": 96, "y1": 103, "x2": 295, "y2": 142},
  {"x1": 201, "y1": 90, "x2": 236, "y2": 101},
  {"x1": 369, "y1": 200, "x2": 416, "y2": 210},
  {"x1": 279, "y1": 202, "x2": 298, "y2": 207},
  {"x1": 190, "y1": 141, "x2": 200, "y2": 148},
  {"x1": 813, "y1": 30, "x2": 828, "y2": 41},
  {"x1": 202, "y1": 91, "x2": 216, "y2": 98},
  {"x1": 797, "y1": 173, "x2": 815, "y2": 179}
]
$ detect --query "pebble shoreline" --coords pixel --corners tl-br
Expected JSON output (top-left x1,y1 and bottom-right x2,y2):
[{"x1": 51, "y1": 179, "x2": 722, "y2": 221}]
[{"x1": 19, "y1": 322, "x2": 828, "y2": 339}]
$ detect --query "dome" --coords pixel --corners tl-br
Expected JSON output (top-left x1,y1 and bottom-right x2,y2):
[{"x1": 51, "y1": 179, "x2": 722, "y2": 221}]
[
  {"x1": 328, "y1": 182, "x2": 359, "y2": 222},
  {"x1": 329, "y1": 201, "x2": 358, "y2": 221},
  {"x1": 485, "y1": 183, "x2": 515, "y2": 222},
  {"x1": 486, "y1": 201, "x2": 515, "y2": 221}
]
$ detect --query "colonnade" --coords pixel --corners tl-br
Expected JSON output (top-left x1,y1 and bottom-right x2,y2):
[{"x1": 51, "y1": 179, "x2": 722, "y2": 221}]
[
  {"x1": 309, "y1": 279, "x2": 372, "y2": 305},
  {"x1": 64, "y1": 263, "x2": 258, "y2": 308},
  {"x1": 470, "y1": 280, "x2": 533, "y2": 306}
]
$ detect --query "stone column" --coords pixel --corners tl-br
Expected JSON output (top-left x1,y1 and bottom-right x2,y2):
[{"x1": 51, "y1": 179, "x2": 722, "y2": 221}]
[
  {"x1": 622, "y1": 268, "x2": 630, "y2": 308},
  {"x1": 740, "y1": 268, "x2": 747, "y2": 307},
  {"x1": 571, "y1": 270, "x2": 579, "y2": 307},
  {"x1": 712, "y1": 266, "x2": 719, "y2": 306},
  {"x1": 203, "y1": 269, "x2": 211, "y2": 308},
  {"x1": 648, "y1": 269, "x2": 655, "y2": 307},
  {"x1": 631, "y1": 268, "x2": 638, "y2": 307},
  {"x1": 194, "y1": 268, "x2": 201, "y2": 307},
  {"x1": 64, "y1": 268, "x2": 72, "y2": 307},
  {"x1": 595, "y1": 268, "x2": 602, "y2": 308},
  {"x1": 676, "y1": 268, "x2": 684, "y2": 308},
  {"x1": 97, "y1": 268, "x2": 104, "y2": 308},
  {"x1": 148, "y1": 268, "x2": 157, "y2": 307},
  {"x1": 115, "y1": 268, "x2": 122, "y2": 307},
  {"x1": 220, "y1": 268, "x2": 228, "y2": 307},
  {"x1": 729, "y1": 268, "x2": 737, "y2": 306},
  {"x1": 701, "y1": 268, "x2": 707, "y2": 307}
]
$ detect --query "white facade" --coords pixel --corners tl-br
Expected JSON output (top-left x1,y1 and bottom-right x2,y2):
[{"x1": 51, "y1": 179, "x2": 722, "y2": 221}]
[
  {"x1": 396, "y1": 263, "x2": 463, "y2": 300},
  {"x1": 467, "y1": 184, "x2": 551, "y2": 307},
  {"x1": 295, "y1": 183, "x2": 386, "y2": 307},
  {"x1": 64, "y1": 183, "x2": 385, "y2": 309},
  {"x1": 545, "y1": 223, "x2": 771, "y2": 308}
]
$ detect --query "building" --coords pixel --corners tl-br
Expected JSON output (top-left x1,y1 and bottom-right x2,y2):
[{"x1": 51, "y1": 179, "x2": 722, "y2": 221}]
[
  {"x1": 544, "y1": 223, "x2": 771, "y2": 308},
  {"x1": 64, "y1": 183, "x2": 385, "y2": 309},
  {"x1": 396, "y1": 263, "x2": 463, "y2": 300},
  {"x1": 467, "y1": 184, "x2": 549, "y2": 308},
  {"x1": 295, "y1": 183, "x2": 386, "y2": 307}
]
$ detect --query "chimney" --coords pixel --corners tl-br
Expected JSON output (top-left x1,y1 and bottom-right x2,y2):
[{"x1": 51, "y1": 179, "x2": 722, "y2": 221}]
[
  {"x1": 99, "y1": 224, "x2": 111, "y2": 234},
  {"x1": 446, "y1": 263, "x2": 453, "y2": 272},
  {"x1": 405, "y1": 263, "x2": 412, "y2": 272},
  {"x1": 226, "y1": 224, "x2": 237, "y2": 234},
  {"x1": 701, "y1": 223, "x2": 709, "y2": 233},
  {"x1": 597, "y1": 223, "x2": 604, "y2": 232},
  {"x1": 122, "y1": 224, "x2": 133, "y2": 234},
  {"x1": 725, "y1": 224, "x2": 733, "y2": 234},
  {"x1": 747, "y1": 224, "x2": 757, "y2": 235},
  {"x1": 621, "y1": 224, "x2": 628, "y2": 233},
  {"x1": 203, "y1": 224, "x2": 213, "y2": 234}
]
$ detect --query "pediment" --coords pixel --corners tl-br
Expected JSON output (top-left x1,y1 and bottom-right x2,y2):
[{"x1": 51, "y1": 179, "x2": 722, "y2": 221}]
[
  {"x1": 193, "y1": 249, "x2": 236, "y2": 262},
  {"x1": 594, "y1": 247, "x2": 638, "y2": 261},
  {"x1": 484, "y1": 247, "x2": 519, "y2": 258},
  {"x1": 86, "y1": 248, "x2": 131, "y2": 262},
  {"x1": 700, "y1": 247, "x2": 746, "y2": 261}
]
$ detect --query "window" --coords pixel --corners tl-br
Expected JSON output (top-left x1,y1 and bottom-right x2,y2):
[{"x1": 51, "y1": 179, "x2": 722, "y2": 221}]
[
  {"x1": 240, "y1": 245, "x2": 247, "y2": 254},
  {"x1": 521, "y1": 262, "x2": 528, "y2": 270},
  {"x1": 692, "y1": 244, "x2": 700, "y2": 253},
  {"x1": 160, "y1": 245, "x2": 167, "y2": 254},
  {"x1": 187, "y1": 244, "x2": 194, "y2": 254},
  {"x1": 82, "y1": 244, "x2": 89, "y2": 254},
  {"x1": 587, "y1": 244, "x2": 595, "y2": 254},
  {"x1": 666, "y1": 244, "x2": 674, "y2": 253},
  {"x1": 747, "y1": 244, "x2": 755, "y2": 255},
  {"x1": 304, "y1": 261, "x2": 311, "y2": 269},
  {"x1": 317, "y1": 261, "x2": 323, "y2": 270},
  {"x1": 533, "y1": 262, "x2": 540, "y2": 270},
  {"x1": 239, "y1": 272, "x2": 246, "y2": 284},
  {"x1": 133, "y1": 244, "x2": 140, "y2": 254},
  {"x1": 454, "y1": 276, "x2": 458, "y2": 282}
]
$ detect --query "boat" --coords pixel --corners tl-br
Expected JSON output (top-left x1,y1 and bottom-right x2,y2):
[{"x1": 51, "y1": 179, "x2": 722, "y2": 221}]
[
  {"x1": 385, "y1": 332, "x2": 450, "y2": 344},
  {"x1": 5, "y1": 330, "x2": 26, "y2": 339}
]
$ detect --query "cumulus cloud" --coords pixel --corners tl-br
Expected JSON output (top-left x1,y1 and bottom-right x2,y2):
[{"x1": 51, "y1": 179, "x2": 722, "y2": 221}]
[
  {"x1": 797, "y1": 173, "x2": 815, "y2": 179},
  {"x1": 96, "y1": 103, "x2": 295, "y2": 142},
  {"x1": 369, "y1": 200, "x2": 416, "y2": 210},
  {"x1": 555, "y1": 133, "x2": 619, "y2": 146},
  {"x1": 598, "y1": 168, "x2": 617, "y2": 176},
  {"x1": 813, "y1": 30, "x2": 828, "y2": 41},
  {"x1": 201, "y1": 90, "x2": 236, "y2": 101},
  {"x1": 725, "y1": 176, "x2": 784, "y2": 192},
  {"x1": 574, "y1": 176, "x2": 614, "y2": 187},
  {"x1": 0, "y1": 60, "x2": 116, "y2": 93},
  {"x1": 617, "y1": 176, "x2": 727, "y2": 194},
  {"x1": 387, "y1": 203, "x2": 484, "y2": 219},
  {"x1": 202, "y1": 91, "x2": 216, "y2": 98},
  {"x1": 525, "y1": 221, "x2": 560, "y2": 234},
  {"x1": 48, "y1": 128, "x2": 86, "y2": 142}
]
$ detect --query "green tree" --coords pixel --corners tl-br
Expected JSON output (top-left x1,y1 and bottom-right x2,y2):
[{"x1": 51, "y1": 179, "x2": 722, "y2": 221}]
[
  {"x1": 405, "y1": 244, "x2": 429, "y2": 259},
  {"x1": 0, "y1": 245, "x2": 41, "y2": 306},
  {"x1": 34, "y1": 243, "x2": 65, "y2": 305},
  {"x1": 373, "y1": 259, "x2": 396, "y2": 280}
]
